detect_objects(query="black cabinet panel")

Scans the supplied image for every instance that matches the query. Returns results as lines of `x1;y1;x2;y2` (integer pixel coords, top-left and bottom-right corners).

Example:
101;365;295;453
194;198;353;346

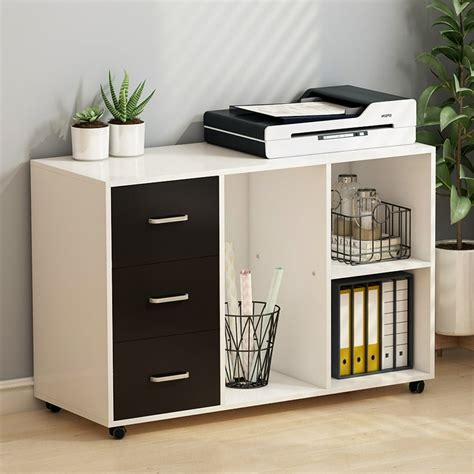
112;177;219;267
113;331;220;420
113;257;219;342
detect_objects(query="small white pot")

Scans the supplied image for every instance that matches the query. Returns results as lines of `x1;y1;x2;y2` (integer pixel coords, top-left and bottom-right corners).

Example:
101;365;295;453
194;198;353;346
71;125;109;161
109;122;145;157
436;239;474;336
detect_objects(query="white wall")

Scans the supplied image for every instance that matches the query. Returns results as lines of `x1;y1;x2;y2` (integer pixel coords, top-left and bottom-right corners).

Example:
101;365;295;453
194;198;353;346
0;0;436;380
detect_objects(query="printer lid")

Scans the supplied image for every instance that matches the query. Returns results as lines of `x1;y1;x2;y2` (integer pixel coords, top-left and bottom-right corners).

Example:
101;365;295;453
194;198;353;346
298;85;407;106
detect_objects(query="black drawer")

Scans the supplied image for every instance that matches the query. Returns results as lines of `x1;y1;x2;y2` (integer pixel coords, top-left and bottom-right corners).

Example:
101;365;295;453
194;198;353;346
112;177;219;268
113;256;219;342
113;331;220;420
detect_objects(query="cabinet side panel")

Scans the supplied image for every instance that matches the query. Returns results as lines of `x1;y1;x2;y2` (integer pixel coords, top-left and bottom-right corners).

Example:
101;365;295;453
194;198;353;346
31;166;109;425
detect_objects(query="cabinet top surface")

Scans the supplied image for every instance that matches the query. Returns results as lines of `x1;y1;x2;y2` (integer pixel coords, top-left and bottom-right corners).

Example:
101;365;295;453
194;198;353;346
32;142;434;187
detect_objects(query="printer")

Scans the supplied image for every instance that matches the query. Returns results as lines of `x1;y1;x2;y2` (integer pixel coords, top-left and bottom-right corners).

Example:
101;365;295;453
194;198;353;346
203;85;416;159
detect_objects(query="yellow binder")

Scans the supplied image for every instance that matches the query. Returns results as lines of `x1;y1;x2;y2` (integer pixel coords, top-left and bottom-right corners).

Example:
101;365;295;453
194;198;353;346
339;289;351;376
367;285;380;372
352;287;365;374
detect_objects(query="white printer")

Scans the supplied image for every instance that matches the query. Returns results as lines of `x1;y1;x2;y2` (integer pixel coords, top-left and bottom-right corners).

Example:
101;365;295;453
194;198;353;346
203;85;416;158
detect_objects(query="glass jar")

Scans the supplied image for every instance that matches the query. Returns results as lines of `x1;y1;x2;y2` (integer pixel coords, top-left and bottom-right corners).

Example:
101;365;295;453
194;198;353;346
331;174;359;236
352;188;385;240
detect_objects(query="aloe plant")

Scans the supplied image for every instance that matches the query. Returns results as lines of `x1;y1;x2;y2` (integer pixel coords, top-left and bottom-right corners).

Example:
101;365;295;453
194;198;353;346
74;106;104;123
101;70;155;123
417;0;474;250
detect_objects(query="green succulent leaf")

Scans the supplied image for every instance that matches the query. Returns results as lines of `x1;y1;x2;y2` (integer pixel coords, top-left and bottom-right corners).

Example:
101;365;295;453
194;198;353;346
100;85;120;119
127;81;145;117
450;185;472;223
131;89;156;118
417;52;449;81
108;71;119;110
440;105;469;130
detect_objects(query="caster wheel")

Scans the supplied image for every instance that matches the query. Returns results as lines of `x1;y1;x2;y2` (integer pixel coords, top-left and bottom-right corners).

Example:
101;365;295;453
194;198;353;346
109;426;127;440
45;402;61;413
409;380;425;394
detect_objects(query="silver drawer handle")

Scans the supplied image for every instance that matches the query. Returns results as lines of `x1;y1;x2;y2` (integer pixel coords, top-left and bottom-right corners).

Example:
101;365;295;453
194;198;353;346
148;293;189;305
148;215;188;225
149;372;190;383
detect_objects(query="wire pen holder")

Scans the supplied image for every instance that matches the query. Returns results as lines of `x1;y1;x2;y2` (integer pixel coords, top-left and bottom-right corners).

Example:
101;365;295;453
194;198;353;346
225;301;280;389
331;201;411;265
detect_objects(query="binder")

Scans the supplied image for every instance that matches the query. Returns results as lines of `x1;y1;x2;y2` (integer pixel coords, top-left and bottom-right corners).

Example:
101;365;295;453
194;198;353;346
367;284;380;372
382;280;395;370
339;289;351;376
352;287;365;374
394;278;409;368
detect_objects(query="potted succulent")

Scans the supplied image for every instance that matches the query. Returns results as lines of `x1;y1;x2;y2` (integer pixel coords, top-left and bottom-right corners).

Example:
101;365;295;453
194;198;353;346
417;0;474;335
101;71;155;157
71;106;109;161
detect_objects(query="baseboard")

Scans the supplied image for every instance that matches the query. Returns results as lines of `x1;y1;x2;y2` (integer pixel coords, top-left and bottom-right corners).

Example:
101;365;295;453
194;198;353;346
0;377;42;415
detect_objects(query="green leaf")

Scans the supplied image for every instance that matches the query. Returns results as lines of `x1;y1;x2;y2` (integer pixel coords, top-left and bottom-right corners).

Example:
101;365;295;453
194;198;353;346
119;70;129;103
463;44;474;63
422;106;442;126
127;81;145;117
443;137;454;161
417;52;449;81
100;85;120;119
450;185;472;223
460;165;474;196
432;45;461;62
437;161;452;188
418;85;440;123
453;73;472;95
429;0;456;20
108;71;119;110
433;14;460;30
417;129;443;146
119;88;127;122
453;0;470;16
130;89;156;118
441;29;464;45
440;105;469;130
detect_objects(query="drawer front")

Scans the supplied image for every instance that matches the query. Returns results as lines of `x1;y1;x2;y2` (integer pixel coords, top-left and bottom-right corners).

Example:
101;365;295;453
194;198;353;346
113;257;219;342
112;177;219;267
113;331;220;420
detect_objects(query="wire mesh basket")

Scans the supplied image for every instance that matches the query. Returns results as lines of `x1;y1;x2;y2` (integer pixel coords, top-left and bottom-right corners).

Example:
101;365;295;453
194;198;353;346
225;301;280;389
331;201;411;265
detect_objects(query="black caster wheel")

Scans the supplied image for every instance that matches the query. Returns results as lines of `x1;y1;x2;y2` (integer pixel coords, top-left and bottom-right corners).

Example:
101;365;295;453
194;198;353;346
409;380;425;394
109;426;127;440
45;402;61;413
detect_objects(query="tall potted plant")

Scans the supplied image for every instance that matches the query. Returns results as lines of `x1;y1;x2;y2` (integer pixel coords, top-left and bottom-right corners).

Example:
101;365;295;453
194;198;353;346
417;0;474;335
101;71;155;157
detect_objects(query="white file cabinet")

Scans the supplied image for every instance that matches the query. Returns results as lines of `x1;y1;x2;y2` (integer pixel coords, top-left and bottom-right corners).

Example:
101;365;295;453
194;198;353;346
31;142;435;439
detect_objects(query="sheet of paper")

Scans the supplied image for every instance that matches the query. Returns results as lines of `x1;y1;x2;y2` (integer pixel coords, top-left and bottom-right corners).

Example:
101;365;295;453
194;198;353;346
235;101;347;118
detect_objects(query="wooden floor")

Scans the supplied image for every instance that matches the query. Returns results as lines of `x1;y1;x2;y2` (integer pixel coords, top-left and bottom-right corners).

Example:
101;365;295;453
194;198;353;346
1;349;473;473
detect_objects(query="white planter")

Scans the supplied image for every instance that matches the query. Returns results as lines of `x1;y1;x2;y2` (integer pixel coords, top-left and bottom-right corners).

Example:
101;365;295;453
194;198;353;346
71;125;109;161
436;239;474;336
109;122;145;157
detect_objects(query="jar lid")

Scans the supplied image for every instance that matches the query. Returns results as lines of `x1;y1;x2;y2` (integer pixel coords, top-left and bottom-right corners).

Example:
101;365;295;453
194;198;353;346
356;188;377;197
338;174;357;184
